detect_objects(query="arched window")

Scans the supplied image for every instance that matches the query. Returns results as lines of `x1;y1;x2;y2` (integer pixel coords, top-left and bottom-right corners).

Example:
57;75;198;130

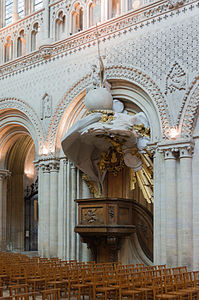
5;0;13;25
55;11;65;41
17;30;26;57
34;0;43;11
18;0;24;18
88;1;101;27
4;36;13;62
31;23;38;51
108;0;120;19
71;3;83;34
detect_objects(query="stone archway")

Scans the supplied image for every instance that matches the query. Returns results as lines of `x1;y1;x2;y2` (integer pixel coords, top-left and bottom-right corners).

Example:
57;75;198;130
54;77;161;264
0;105;41;251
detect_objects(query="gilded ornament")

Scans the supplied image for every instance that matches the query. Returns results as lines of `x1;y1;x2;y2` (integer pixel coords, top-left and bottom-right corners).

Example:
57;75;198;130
82;174;100;198
98;136;125;176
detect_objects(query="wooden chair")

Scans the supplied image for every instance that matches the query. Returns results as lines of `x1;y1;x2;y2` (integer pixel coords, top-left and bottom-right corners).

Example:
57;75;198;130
67;267;92;300
152;276;180;300
118;273;144;300
11;292;36;300
9;284;29;296
172;273;193;300
93;272;119;300
41;288;60;300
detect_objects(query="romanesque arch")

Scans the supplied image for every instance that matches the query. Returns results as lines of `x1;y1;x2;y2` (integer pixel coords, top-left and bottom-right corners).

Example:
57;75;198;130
47;65;168;154
0;98;44;251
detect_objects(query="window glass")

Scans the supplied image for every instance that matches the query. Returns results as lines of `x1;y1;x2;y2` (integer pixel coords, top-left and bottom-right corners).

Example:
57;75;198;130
5;0;13;25
34;0;43;11
18;0;24;18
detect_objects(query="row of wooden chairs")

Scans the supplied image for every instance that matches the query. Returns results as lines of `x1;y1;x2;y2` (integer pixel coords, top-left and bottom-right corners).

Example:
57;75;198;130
0;252;199;300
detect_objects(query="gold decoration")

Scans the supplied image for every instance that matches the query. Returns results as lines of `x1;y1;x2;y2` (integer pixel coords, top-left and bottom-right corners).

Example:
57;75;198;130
82;174;100;198
99;114;115;123
130;169;137;190
133;123;150;138
98;136;125;176
129;151;154;203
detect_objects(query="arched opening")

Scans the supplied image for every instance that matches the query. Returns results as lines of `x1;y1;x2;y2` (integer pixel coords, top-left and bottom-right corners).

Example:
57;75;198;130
17;30;26;57
71;3;83;34
31;23;39;51
108;0;121;19
4;36;13;62
88;1;101;27
56;78;161;263
55;11;66;41
0;109;38;252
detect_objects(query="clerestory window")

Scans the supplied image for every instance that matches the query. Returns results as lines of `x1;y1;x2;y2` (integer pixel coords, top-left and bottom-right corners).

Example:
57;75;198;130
5;0;13;25
18;0;24;18
34;0;43;11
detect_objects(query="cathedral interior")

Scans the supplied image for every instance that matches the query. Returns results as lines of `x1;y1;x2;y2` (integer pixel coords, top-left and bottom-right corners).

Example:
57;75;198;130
0;0;199;275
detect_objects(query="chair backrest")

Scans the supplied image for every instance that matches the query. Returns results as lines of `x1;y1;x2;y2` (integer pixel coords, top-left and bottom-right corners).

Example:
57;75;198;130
41;289;60;300
9;285;29;296
12;292;36;300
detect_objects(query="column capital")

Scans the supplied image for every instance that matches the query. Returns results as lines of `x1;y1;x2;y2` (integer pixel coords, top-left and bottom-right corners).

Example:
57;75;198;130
49;161;60;172
34;155;60;172
0;169;11;180
60;156;68;165
157;138;194;160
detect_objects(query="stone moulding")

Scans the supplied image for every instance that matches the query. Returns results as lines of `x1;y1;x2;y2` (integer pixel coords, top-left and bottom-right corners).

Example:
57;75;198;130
47;65;169;153
0;97;44;154
179;78;199;137
0;0;198;79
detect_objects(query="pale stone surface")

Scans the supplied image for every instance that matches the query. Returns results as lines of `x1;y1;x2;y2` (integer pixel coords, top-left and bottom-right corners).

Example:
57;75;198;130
0;0;198;269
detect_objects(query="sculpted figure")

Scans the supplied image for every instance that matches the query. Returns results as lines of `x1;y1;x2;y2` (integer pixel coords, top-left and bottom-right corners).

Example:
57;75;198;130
41;93;51;119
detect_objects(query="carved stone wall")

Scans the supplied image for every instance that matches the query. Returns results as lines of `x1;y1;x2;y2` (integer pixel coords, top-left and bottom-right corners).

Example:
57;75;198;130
0;0;199;267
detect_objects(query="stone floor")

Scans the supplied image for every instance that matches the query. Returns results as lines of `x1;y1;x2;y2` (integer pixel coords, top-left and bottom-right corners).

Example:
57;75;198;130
2;287;90;299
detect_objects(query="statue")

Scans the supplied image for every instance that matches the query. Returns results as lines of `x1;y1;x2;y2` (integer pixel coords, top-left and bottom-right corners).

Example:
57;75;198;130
41;93;52;120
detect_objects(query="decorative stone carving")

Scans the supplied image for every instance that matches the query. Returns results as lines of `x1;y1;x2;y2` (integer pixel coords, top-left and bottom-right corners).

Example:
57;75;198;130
39;46;52;59
180;80;199;137
0;0;197;80
168;0;186;9
41;93;52;120
165;62;186;94
158;138;194;159
0;97;44;153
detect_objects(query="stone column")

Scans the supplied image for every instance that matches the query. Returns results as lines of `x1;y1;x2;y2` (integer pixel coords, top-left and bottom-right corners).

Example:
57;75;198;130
178;143;194;269
66;161;71;259
121;0;128;14
0;170;11;251
12;0;19;23
164;148;178;267
49;159;59;257
0;0;4;28
35;162;43;257
41;163;50;257
24;0;32;16
81;175;92;261
58;157;68;259
192;138;199;270
40;0;51;45
152;148;166;265
70;163;77;260
13;37;18;59
101;0;108;21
